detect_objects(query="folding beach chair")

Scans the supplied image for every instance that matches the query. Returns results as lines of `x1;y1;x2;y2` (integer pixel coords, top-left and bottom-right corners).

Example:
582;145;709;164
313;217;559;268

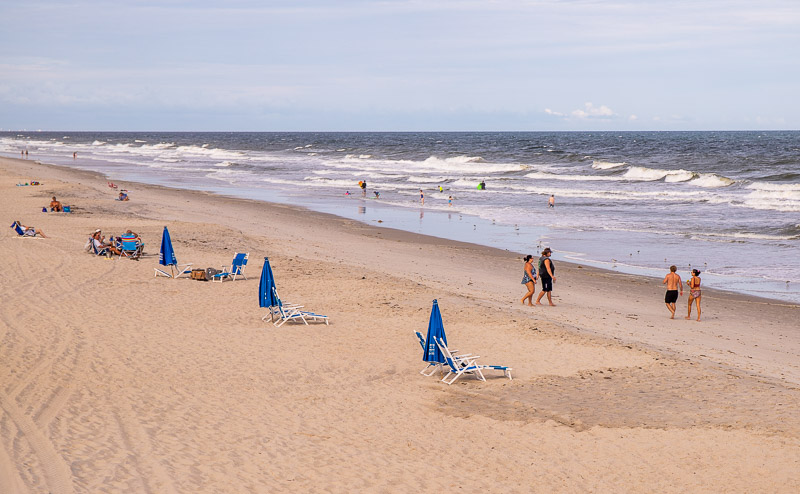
272;287;329;328
154;264;193;278
117;235;144;260
415;331;472;376
10;222;41;238
212;252;249;282
435;337;512;385
90;239;110;257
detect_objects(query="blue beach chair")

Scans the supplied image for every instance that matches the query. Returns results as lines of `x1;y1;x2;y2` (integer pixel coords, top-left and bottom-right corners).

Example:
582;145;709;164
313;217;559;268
435;337;512;385
11;222;38;238
117;235;144;260
212;252;249;282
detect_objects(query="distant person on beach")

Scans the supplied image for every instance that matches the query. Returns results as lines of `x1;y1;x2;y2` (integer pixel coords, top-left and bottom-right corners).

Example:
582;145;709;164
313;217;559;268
420;189;424;205
360;181;367;197
535;247;556;306
448;195;453;206
686;269;702;321
345;191;351;196
520;254;538;306
373;191;380;199
25;150;28;158
438;185;443;192
478;180;486;190
14;221;47;238
549;195;555;208
662;265;683;319
118;192;129;201
73;152;77;159
50;196;63;212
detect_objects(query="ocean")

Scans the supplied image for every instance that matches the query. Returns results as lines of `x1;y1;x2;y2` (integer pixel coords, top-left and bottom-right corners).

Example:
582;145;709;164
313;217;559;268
2;131;799;302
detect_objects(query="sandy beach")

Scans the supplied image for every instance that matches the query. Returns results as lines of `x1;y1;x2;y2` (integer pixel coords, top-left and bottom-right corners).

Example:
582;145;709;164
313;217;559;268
1;155;799;493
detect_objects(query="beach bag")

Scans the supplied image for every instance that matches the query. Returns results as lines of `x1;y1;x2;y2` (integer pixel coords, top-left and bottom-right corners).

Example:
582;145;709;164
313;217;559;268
190;268;208;281
84;238;93;252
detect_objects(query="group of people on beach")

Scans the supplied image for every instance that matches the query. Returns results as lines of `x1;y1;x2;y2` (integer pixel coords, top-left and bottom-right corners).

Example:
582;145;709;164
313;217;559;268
520;247;556;306
519;250;703;321
663;265;702;321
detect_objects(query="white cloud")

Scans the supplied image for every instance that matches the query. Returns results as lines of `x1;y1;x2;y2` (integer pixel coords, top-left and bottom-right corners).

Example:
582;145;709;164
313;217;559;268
629;114;638;120
571;102;614;119
544;108;564;116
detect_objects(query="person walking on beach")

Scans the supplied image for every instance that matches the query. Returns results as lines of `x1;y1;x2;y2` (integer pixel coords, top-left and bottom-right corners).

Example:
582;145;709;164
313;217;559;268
520;254;538;306
686;269;702;321
535;248;556;306
420;189;425;206
662;265;683;319
549;195;555;208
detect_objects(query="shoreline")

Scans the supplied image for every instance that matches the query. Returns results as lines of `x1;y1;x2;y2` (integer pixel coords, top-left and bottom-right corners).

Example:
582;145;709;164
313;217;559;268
2;155;799;492
13;155;798;307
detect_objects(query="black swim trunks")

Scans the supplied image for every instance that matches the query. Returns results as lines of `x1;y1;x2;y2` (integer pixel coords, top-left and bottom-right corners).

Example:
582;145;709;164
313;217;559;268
665;290;678;303
541;278;553;292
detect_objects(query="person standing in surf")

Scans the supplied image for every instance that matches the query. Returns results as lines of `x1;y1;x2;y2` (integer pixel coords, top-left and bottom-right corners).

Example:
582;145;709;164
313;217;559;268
535;248;556;306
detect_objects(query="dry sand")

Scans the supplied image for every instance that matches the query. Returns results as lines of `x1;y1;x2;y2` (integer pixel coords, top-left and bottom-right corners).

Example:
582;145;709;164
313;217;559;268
1;156;799;493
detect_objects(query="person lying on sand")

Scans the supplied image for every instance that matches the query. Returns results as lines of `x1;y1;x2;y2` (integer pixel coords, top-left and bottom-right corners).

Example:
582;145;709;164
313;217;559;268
118;192;129;201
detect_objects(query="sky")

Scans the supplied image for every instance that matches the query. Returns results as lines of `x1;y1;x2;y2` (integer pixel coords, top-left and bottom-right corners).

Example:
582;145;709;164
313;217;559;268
0;0;798;131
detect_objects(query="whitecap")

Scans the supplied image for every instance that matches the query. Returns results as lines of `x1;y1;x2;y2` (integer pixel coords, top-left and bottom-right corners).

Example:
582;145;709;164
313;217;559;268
689;174;734;188
591;160;627;170
623;166;694;182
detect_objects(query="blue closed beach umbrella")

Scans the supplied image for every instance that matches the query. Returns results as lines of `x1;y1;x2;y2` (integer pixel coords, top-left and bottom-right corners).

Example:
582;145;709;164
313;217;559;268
423;299;448;364
158;226;177;266
259;257;279;309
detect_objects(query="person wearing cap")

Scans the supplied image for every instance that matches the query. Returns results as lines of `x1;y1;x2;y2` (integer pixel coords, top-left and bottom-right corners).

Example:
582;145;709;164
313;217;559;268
535;247;557;306
91;230;122;256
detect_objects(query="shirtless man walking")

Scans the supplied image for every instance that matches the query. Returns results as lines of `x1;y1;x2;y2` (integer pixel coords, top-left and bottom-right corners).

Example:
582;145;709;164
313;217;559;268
662;265;683;319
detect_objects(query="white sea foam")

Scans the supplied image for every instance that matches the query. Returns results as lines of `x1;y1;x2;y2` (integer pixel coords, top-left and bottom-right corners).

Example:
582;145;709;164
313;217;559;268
134;139;147;143
525;171;618;182
689;173;734;188
91;140;106;146
591;160;627;170
623;166;694;182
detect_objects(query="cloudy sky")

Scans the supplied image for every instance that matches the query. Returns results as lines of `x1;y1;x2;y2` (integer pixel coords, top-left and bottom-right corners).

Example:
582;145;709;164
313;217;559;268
1;0;798;131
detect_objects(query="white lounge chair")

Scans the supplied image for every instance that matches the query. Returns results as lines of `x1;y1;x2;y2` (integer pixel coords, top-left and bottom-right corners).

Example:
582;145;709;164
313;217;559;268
435;337;512;385
272;288;329;328
415;331;472;376
154;264;193;278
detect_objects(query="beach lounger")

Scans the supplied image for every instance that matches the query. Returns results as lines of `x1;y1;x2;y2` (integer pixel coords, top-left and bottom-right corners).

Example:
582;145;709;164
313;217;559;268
415;331;472;376
272;288;329;328
435;337;512;385
154;264;193;278
212;252;249;282
10;222;41;238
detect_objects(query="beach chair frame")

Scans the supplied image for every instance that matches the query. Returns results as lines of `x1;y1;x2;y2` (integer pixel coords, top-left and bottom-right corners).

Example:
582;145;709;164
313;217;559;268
271;287;329;327
435;337;512;385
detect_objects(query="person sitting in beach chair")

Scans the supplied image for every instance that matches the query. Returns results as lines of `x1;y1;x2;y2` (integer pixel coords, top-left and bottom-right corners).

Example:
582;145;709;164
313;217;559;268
49;196;63;212
117;233;144;259
90;230;122;257
11;221;47;238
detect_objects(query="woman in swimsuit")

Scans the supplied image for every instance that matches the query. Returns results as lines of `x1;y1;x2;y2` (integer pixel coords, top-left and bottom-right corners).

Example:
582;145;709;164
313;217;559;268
520;254;538;306
686;269;702;321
